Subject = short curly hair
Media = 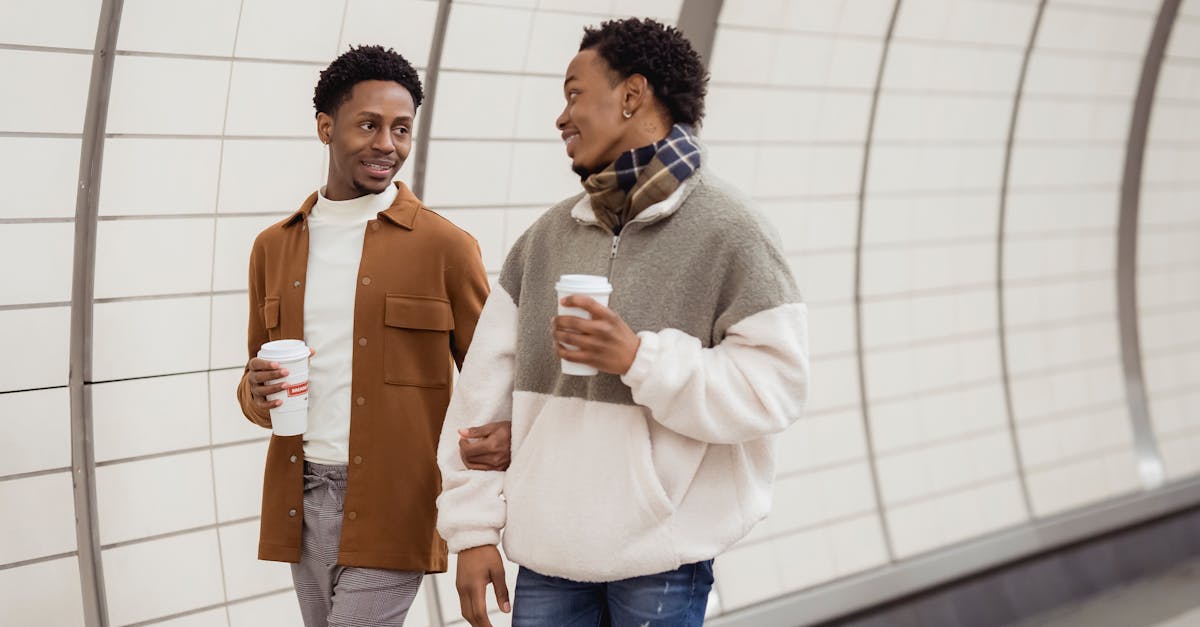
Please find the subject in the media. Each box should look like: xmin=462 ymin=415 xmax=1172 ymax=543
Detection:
xmin=313 ymin=45 xmax=424 ymax=117
xmin=579 ymin=18 xmax=708 ymax=126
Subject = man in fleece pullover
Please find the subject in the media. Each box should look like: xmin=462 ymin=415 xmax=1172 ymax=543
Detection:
xmin=436 ymin=18 xmax=810 ymax=627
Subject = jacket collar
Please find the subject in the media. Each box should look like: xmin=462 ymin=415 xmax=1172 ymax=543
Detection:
xmin=571 ymin=174 xmax=698 ymax=229
xmin=284 ymin=181 xmax=423 ymax=230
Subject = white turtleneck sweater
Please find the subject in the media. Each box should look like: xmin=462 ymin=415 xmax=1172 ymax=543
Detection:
xmin=302 ymin=183 xmax=398 ymax=465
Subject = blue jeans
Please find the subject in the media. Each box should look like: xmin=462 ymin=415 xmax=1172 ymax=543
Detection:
xmin=511 ymin=560 xmax=714 ymax=627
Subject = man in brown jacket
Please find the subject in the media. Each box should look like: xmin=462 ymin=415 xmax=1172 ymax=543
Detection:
xmin=236 ymin=45 xmax=504 ymax=626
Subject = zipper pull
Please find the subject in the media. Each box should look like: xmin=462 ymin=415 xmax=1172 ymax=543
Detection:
xmin=610 ymin=235 xmax=620 ymax=259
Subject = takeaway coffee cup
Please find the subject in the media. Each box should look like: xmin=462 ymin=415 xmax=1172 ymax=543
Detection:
xmin=258 ymin=339 xmax=310 ymax=436
xmin=555 ymin=274 xmax=613 ymax=376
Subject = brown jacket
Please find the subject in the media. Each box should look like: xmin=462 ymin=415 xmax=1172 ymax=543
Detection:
xmin=237 ymin=181 xmax=489 ymax=572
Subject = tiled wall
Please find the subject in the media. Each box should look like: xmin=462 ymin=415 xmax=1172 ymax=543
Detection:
xmin=0 ymin=0 xmax=1197 ymax=626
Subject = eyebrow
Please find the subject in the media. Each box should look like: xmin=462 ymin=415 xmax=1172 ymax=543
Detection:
xmin=356 ymin=111 xmax=413 ymax=124
xmin=563 ymin=75 xmax=576 ymax=88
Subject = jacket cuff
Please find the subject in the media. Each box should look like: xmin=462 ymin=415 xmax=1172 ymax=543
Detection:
xmin=620 ymin=331 xmax=660 ymax=391
xmin=446 ymin=528 xmax=502 ymax=554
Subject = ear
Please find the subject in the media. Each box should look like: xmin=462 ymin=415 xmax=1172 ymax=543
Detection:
xmin=316 ymin=112 xmax=333 ymax=145
xmin=621 ymin=74 xmax=651 ymax=116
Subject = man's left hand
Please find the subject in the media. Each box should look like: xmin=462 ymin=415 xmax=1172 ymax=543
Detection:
xmin=552 ymin=295 xmax=641 ymax=376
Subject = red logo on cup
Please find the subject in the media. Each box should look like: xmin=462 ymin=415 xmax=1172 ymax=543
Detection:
xmin=287 ymin=381 xmax=308 ymax=397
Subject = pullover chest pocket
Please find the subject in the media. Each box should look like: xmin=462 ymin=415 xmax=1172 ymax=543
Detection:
xmin=383 ymin=294 xmax=454 ymax=388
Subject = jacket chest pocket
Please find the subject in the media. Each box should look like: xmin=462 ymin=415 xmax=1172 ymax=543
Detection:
xmin=262 ymin=296 xmax=281 ymax=341
xmin=383 ymin=294 xmax=454 ymax=388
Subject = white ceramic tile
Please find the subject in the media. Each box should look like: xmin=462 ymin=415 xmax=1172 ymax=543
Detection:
xmin=806 ymin=354 xmax=859 ymax=412
xmin=513 ymin=75 xmax=568 ymax=140
xmin=234 ymin=0 xmax=345 ymax=62
xmin=775 ymin=525 xmax=838 ymax=592
xmin=228 ymin=590 xmax=305 ymax=627
xmin=1038 ymin=5 xmax=1152 ymax=55
xmin=422 ymin=141 xmax=513 ymax=206
xmin=225 ymin=62 xmax=324 ymax=137
xmin=150 ymin=608 xmax=229 ymax=627
xmin=709 ymin=28 xmax=774 ymax=85
xmin=431 ymin=72 xmax=522 ymax=138
xmin=886 ymin=500 xmax=945 ymax=558
xmin=712 ymin=542 xmax=782 ymax=611
xmin=118 ymin=0 xmax=241 ymax=55
xmin=0 ymin=556 xmax=84 ymax=626
xmin=0 ymin=50 xmax=91 ymax=134
xmin=895 ymin=0 xmax=1035 ymax=46
xmin=91 ymin=373 xmax=211 ymax=463
xmin=828 ymin=514 xmax=889 ymax=576
xmin=0 ymin=473 xmax=76 ymax=564
xmin=107 ymin=56 xmax=230 ymax=135
xmin=210 ymin=368 xmax=271 ymax=445
xmin=441 ymin=4 xmax=532 ymax=72
xmin=524 ymin=10 xmax=596 ymax=75
xmin=1024 ymin=54 xmax=1140 ymax=98
xmin=211 ymin=292 xmax=251 ymax=370
xmin=507 ymin=142 xmax=580 ymax=204
xmin=212 ymin=215 xmax=280 ymax=291
xmin=0 ymin=222 xmax=74 ymax=306
xmin=99 ymin=138 xmax=222 ymax=216
xmin=217 ymin=139 xmax=325 ymax=214
xmin=0 ymin=137 xmax=81 ymax=219
xmin=0 ymin=306 xmax=69 ymax=393
xmin=719 ymin=0 xmax=785 ymax=29
xmin=212 ymin=440 xmax=271 ymax=522
xmin=96 ymin=451 xmax=216 ymax=545
xmin=340 ymin=0 xmax=438 ymax=67
xmin=0 ymin=388 xmax=70 ymax=476
xmin=219 ymin=520 xmax=293 ymax=599
xmin=611 ymin=0 xmax=682 ymax=21
xmin=434 ymin=209 xmax=507 ymax=272
xmin=93 ymin=218 xmax=215 ymax=299
xmin=91 ymin=296 xmax=210 ymax=381
xmin=103 ymin=530 xmax=225 ymax=626
xmin=838 ymin=0 xmax=898 ymax=37
xmin=0 ymin=0 xmax=99 ymax=48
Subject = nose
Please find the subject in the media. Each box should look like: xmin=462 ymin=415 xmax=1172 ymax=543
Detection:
xmin=372 ymin=128 xmax=395 ymax=154
xmin=556 ymin=104 xmax=569 ymax=130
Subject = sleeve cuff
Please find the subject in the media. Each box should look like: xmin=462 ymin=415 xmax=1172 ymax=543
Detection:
xmin=620 ymin=330 xmax=659 ymax=390
xmin=445 ymin=528 xmax=503 ymax=554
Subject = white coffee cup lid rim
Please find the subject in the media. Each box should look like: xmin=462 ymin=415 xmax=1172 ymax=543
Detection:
xmin=258 ymin=339 xmax=309 ymax=362
xmin=555 ymin=274 xmax=612 ymax=294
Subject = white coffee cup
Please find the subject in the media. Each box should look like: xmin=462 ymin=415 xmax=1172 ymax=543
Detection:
xmin=258 ymin=339 xmax=310 ymax=436
xmin=555 ymin=274 xmax=613 ymax=376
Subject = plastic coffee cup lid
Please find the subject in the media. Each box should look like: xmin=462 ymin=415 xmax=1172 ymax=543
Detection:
xmin=555 ymin=274 xmax=612 ymax=294
xmin=258 ymin=339 xmax=309 ymax=362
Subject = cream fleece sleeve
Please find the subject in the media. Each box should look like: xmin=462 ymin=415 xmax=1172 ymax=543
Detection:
xmin=621 ymin=302 xmax=809 ymax=445
xmin=435 ymin=286 xmax=518 ymax=552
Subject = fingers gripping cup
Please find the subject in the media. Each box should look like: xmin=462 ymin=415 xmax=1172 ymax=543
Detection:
xmin=258 ymin=339 xmax=310 ymax=436
xmin=555 ymin=274 xmax=613 ymax=376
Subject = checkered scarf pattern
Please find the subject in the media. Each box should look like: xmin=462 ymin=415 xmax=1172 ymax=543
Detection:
xmin=581 ymin=123 xmax=702 ymax=233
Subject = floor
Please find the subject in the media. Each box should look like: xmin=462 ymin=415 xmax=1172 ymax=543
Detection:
xmin=1010 ymin=556 xmax=1200 ymax=627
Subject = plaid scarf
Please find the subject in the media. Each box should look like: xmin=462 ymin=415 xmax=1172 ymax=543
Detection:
xmin=581 ymin=123 xmax=702 ymax=233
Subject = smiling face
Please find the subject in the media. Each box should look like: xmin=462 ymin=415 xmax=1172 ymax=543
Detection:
xmin=317 ymin=79 xmax=415 ymax=200
xmin=556 ymin=49 xmax=639 ymax=178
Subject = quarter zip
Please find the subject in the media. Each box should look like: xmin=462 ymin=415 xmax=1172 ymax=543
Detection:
xmin=608 ymin=233 xmax=621 ymax=276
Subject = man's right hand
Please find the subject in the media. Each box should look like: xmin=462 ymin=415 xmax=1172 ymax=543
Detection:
xmin=245 ymin=348 xmax=314 ymax=412
xmin=456 ymin=545 xmax=510 ymax=627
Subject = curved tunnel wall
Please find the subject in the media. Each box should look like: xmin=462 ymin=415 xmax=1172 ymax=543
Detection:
xmin=0 ymin=1 xmax=1197 ymax=626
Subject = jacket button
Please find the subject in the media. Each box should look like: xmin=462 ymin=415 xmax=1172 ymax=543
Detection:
xmin=356 ymin=396 xmax=365 ymax=406
xmin=353 ymin=455 xmax=363 ymax=465
xmin=289 ymin=455 xmax=297 ymax=463
xmin=358 ymin=337 xmax=367 ymax=346
xmin=293 ymin=280 xmax=301 ymax=288
xmin=288 ymin=508 xmax=297 ymax=517
xmin=361 ymin=277 xmax=371 ymax=286
xmin=348 ymin=511 xmax=357 ymax=521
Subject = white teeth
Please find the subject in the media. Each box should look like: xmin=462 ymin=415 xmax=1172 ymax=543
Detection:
xmin=363 ymin=162 xmax=392 ymax=171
